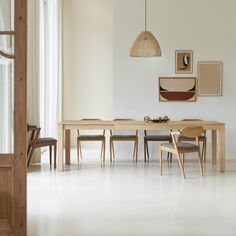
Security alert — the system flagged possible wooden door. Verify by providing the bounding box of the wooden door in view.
[0,0,27,235]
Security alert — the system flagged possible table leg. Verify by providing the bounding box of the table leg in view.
[219,125,225,172]
[65,129,71,164]
[211,130,217,166]
[57,124,64,171]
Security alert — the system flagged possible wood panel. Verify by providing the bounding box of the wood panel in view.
[14,0,27,235]
[0,0,27,235]
[0,155,15,232]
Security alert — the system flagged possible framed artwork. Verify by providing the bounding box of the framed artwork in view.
[175,50,193,74]
[197,61,222,96]
[159,77,196,102]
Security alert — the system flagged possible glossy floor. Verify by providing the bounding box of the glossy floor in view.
[28,150,236,236]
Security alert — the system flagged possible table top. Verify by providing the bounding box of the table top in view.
[59,120,225,130]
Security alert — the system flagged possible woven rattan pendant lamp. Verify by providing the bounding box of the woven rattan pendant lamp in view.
[130,0,161,57]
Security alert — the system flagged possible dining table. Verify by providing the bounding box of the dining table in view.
[57,120,225,172]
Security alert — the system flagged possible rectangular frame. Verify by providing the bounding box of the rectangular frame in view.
[175,50,193,74]
[197,61,222,96]
[159,77,196,102]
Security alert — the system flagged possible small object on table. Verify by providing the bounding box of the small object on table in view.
[144,116,170,123]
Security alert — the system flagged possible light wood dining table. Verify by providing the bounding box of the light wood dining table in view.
[57,120,225,172]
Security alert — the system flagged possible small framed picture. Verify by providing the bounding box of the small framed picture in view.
[197,61,222,96]
[175,50,193,74]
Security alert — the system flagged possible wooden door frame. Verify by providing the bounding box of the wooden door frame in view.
[0,0,27,235]
[14,0,27,235]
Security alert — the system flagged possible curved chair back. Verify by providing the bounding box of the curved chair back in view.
[78,119,105,136]
[111,119,138,135]
[180,126,205,138]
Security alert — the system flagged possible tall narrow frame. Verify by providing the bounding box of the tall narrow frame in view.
[0,0,27,235]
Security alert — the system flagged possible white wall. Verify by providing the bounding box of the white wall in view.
[63,0,113,120]
[113,0,236,159]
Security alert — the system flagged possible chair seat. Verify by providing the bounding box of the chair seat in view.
[145,135,171,141]
[161,142,199,152]
[110,135,137,140]
[77,135,105,141]
[178,135,206,141]
[36,137,57,144]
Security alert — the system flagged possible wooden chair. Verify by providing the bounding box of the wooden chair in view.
[27,124,57,168]
[178,119,207,162]
[77,119,106,162]
[144,130,172,162]
[159,126,205,179]
[110,119,138,162]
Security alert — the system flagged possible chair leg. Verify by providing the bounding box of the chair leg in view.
[49,145,52,166]
[133,140,136,160]
[100,141,104,160]
[176,152,186,179]
[112,141,115,161]
[135,140,138,162]
[132,139,138,161]
[27,148,35,167]
[27,144,31,157]
[197,149,203,176]
[102,140,106,163]
[54,143,57,169]
[79,143,83,160]
[77,141,80,163]
[159,147,163,176]
[146,141,150,161]
[110,139,113,162]
[144,140,147,162]
[169,140,173,163]
[203,140,207,163]
[181,154,185,170]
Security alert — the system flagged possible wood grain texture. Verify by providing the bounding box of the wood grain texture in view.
[13,0,27,235]
[211,130,217,166]
[0,0,27,235]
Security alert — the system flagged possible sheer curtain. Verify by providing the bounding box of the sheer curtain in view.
[27,0,61,162]
[40,0,62,138]
[0,3,14,153]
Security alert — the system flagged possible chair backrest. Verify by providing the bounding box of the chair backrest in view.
[28,126,41,146]
[181,119,206,136]
[78,119,105,136]
[144,129,170,136]
[111,119,138,136]
[171,126,205,151]
[27,124,37,131]
[182,119,202,121]
[180,126,205,138]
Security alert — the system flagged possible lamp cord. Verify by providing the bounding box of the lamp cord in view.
[145,0,147,31]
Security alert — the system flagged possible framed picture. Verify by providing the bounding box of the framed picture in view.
[197,61,222,96]
[175,50,193,74]
[159,77,196,102]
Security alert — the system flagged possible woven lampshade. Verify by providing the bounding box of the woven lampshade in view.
[130,31,162,57]
[130,0,162,57]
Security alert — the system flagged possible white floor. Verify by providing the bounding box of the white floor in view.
[28,149,236,236]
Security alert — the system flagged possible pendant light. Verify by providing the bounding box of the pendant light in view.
[130,0,162,57]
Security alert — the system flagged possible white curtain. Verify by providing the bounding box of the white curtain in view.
[40,0,62,138]
[27,0,41,162]
[0,2,14,153]
[27,0,61,162]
